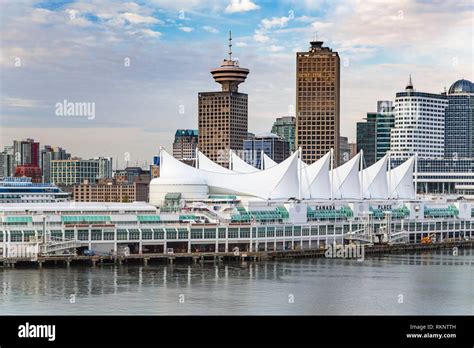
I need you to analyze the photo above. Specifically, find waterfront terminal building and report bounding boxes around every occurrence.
[1,149,473,257]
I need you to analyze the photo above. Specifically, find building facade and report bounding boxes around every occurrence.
[73,180,149,203]
[444,79,474,159]
[271,116,296,152]
[0,146,15,179]
[391,157,474,195]
[390,77,448,159]
[296,41,340,165]
[50,159,100,186]
[13,138,40,168]
[172,129,198,164]
[198,33,249,167]
[357,101,395,167]
[243,133,290,168]
[94,157,113,179]
[40,146,70,183]
[339,136,351,164]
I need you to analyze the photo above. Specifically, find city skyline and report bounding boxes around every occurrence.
[1,0,472,168]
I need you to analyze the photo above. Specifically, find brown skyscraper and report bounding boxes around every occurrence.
[198,32,249,167]
[296,40,340,165]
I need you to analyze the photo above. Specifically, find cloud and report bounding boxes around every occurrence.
[311,21,332,30]
[225,0,260,14]
[121,12,161,25]
[269,45,284,52]
[202,25,219,33]
[253,15,292,43]
[235,41,248,47]
[253,31,269,43]
[179,26,194,32]
[2,97,41,108]
[261,16,290,30]
[127,28,162,38]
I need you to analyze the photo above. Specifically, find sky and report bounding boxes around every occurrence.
[0,0,472,168]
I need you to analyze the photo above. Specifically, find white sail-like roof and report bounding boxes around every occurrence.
[360,155,389,199]
[331,153,361,199]
[262,152,277,169]
[160,149,299,199]
[300,152,331,199]
[197,150,234,174]
[387,156,415,199]
[230,150,259,173]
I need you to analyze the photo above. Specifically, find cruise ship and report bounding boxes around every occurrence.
[0,177,69,204]
[0,150,472,256]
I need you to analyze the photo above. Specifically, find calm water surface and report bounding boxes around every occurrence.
[1,249,473,315]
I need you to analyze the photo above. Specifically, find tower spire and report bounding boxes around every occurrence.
[228,30,232,60]
[406,74,414,91]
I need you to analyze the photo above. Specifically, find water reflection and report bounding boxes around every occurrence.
[0,249,472,315]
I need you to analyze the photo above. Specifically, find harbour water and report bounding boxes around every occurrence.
[1,249,473,315]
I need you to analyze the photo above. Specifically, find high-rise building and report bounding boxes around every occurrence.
[243,132,290,168]
[50,158,100,186]
[13,138,40,168]
[390,76,448,159]
[0,145,15,179]
[296,40,340,165]
[357,100,395,166]
[349,143,357,159]
[271,116,296,152]
[173,129,198,164]
[339,136,351,164]
[444,79,474,158]
[94,156,113,179]
[40,145,70,183]
[198,32,249,167]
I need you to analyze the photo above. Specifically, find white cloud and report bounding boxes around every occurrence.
[179,26,194,32]
[235,42,248,47]
[2,97,41,108]
[253,31,269,43]
[261,16,290,30]
[128,29,162,38]
[121,12,161,25]
[311,21,332,30]
[269,45,284,52]
[202,26,219,33]
[225,0,260,14]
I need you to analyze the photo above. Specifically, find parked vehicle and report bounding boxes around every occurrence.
[82,249,95,256]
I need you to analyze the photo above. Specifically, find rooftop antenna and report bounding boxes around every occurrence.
[228,30,232,60]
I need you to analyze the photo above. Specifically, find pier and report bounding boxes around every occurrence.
[1,240,472,267]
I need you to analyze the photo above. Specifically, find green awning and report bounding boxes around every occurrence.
[5,216,33,223]
[137,215,161,222]
[61,215,111,223]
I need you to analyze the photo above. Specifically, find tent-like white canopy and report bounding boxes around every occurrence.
[331,153,361,199]
[360,155,389,199]
[387,156,415,199]
[156,147,416,201]
[300,152,331,199]
[262,152,277,170]
[160,149,300,199]
[230,150,259,173]
[196,150,234,174]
